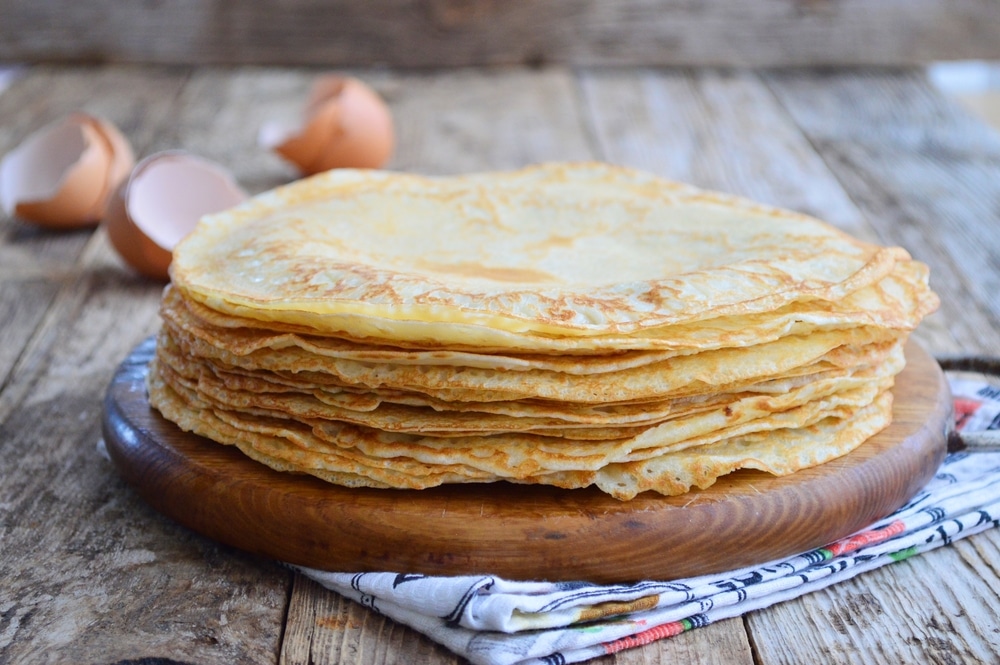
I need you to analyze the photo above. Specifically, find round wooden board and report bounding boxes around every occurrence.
[102,337,951,583]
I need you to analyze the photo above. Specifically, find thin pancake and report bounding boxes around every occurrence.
[170,163,925,348]
[160,321,902,405]
[161,256,935,358]
[147,358,895,500]
[157,338,903,437]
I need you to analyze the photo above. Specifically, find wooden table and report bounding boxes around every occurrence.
[2,65,999,664]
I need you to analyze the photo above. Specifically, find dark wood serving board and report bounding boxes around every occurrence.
[102,337,951,583]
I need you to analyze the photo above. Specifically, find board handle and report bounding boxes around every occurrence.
[936,354,1000,451]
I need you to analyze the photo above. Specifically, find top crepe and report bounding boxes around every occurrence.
[153,162,940,499]
[170,162,918,349]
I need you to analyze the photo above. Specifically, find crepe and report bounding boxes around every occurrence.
[169,162,931,348]
[147,359,895,499]
[157,337,902,436]
[149,162,939,499]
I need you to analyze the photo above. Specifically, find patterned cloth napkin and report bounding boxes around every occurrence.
[296,376,1000,665]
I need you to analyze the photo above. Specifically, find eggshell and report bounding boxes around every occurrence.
[88,115,136,209]
[260,75,394,175]
[0,113,134,229]
[104,151,247,281]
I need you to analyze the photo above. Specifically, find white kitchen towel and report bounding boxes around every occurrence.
[296,376,1000,665]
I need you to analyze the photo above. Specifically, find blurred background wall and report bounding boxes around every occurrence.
[1,0,999,68]
[3,0,998,131]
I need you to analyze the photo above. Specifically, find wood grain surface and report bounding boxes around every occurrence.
[3,0,1000,68]
[103,338,950,583]
[3,65,1000,664]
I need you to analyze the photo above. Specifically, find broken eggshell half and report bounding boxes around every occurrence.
[259,75,394,175]
[104,151,247,281]
[0,113,135,229]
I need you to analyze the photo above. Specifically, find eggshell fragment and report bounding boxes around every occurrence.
[260,75,394,175]
[93,116,136,209]
[0,113,135,229]
[104,151,247,281]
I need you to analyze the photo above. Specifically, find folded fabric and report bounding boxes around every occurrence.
[296,376,1000,665]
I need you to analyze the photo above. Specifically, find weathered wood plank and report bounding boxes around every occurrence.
[0,278,59,389]
[746,535,1000,663]
[139,67,316,195]
[0,67,292,665]
[281,575,464,665]
[387,67,593,176]
[766,70,1000,356]
[0,258,292,664]
[578,68,875,239]
[2,0,1000,67]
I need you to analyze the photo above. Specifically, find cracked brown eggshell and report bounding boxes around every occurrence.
[260,75,394,175]
[104,151,247,281]
[0,113,135,229]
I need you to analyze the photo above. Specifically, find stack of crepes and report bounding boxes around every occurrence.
[148,162,939,501]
